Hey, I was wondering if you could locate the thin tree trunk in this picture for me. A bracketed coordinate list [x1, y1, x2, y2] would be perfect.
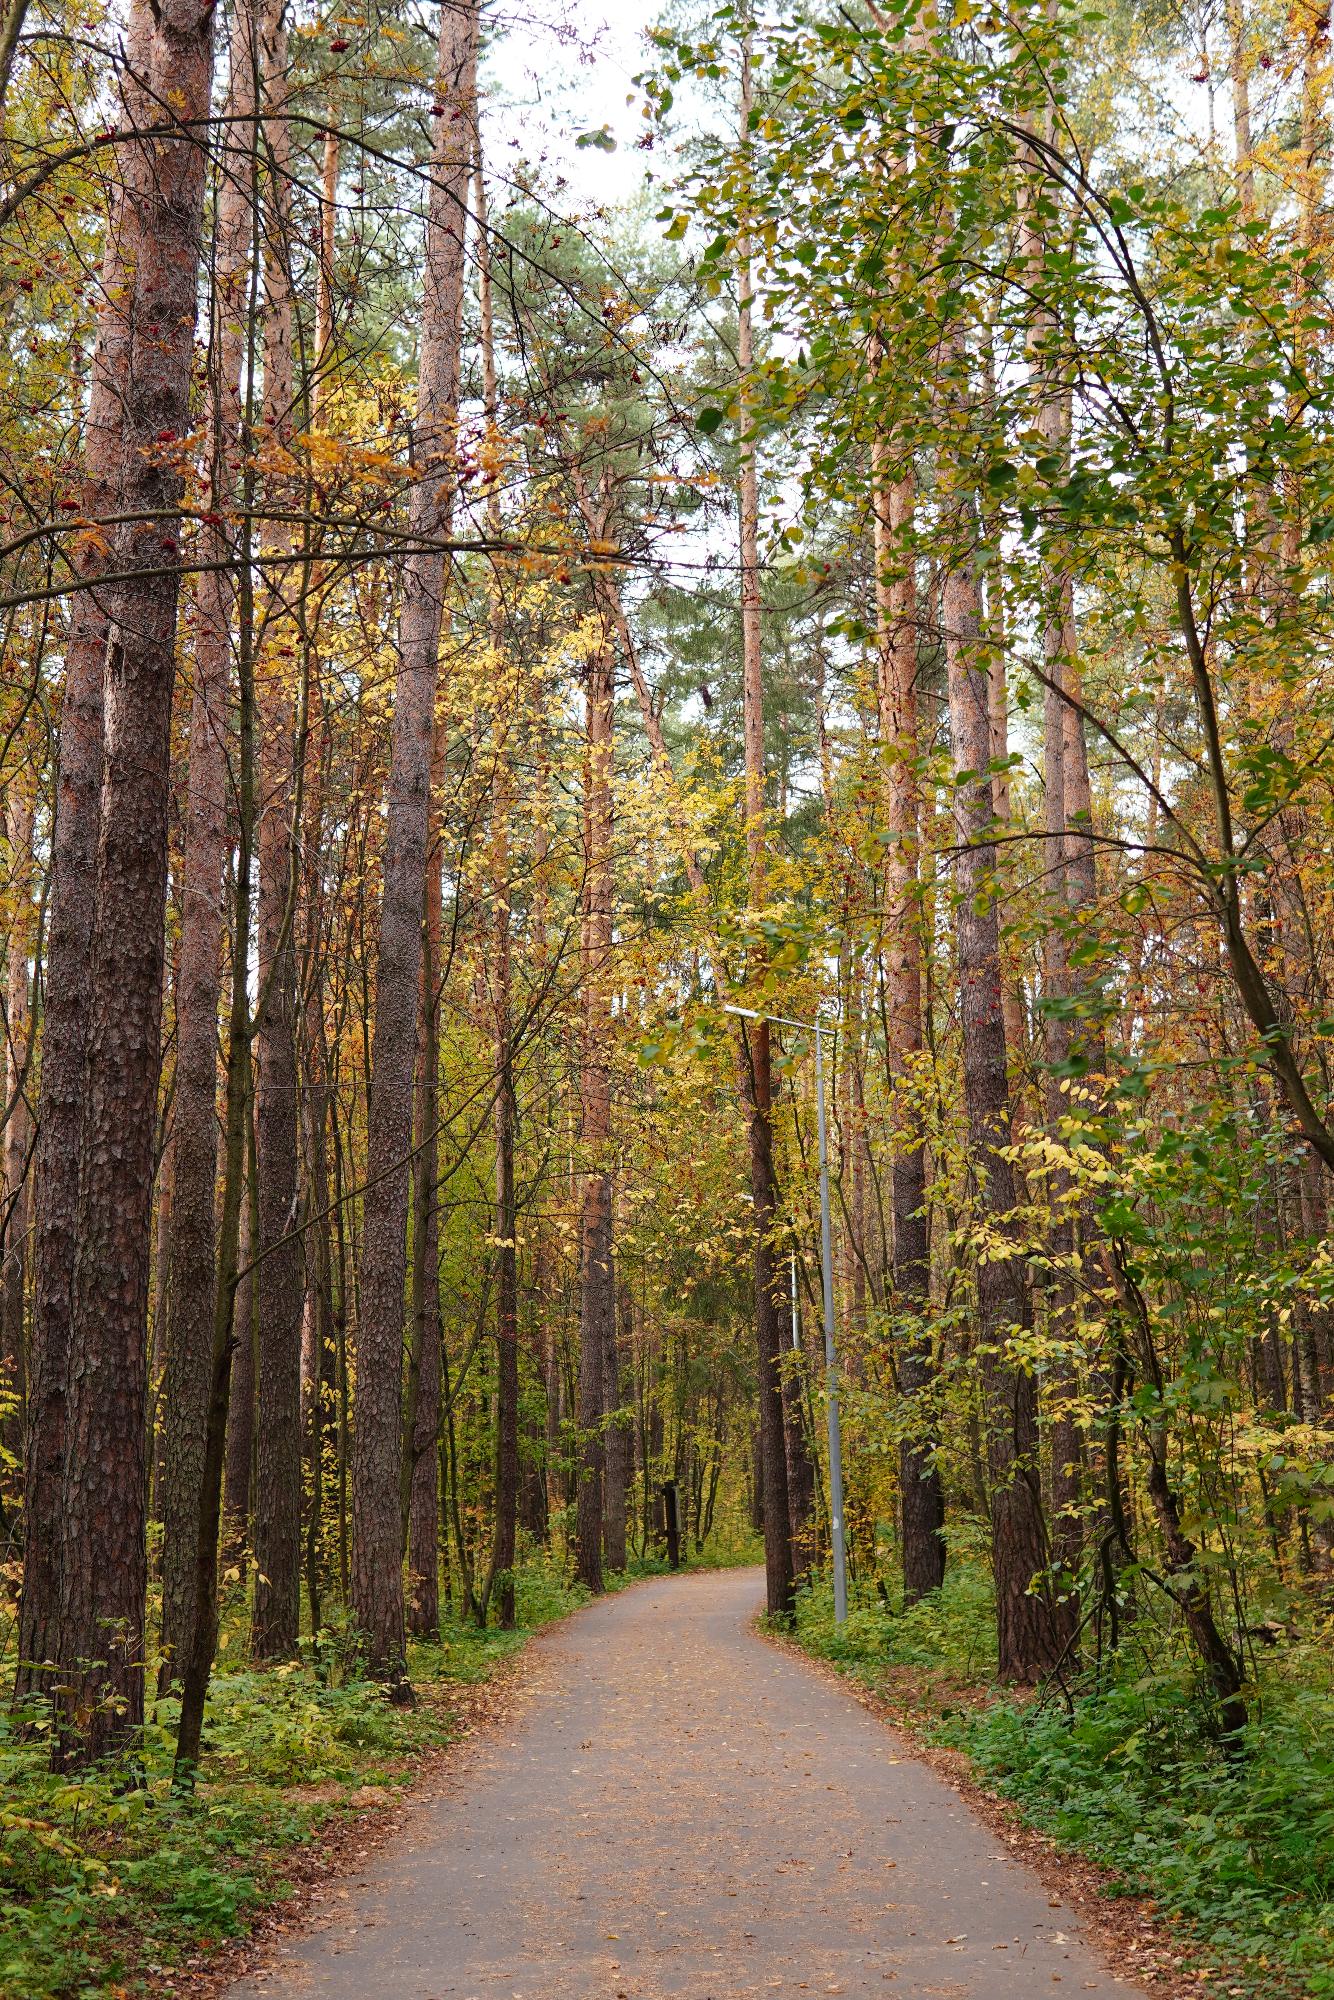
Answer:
[871, 408, 945, 1602]
[575, 630, 615, 1596]
[404, 716, 446, 1639]
[1022, 122, 1099, 1574]
[490, 1018, 520, 1618]
[351, 0, 476, 1684]
[2, 777, 34, 1458]
[174, 553, 259, 1778]
[603, 1269, 629, 1574]
[737, 28, 793, 1620]
[223, 1185, 256, 1539]
[475, 158, 518, 1625]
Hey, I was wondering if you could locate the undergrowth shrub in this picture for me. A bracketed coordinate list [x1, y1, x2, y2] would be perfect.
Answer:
[796, 1560, 1334, 1997]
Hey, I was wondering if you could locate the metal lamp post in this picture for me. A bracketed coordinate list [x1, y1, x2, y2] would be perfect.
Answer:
[725, 1004, 848, 1626]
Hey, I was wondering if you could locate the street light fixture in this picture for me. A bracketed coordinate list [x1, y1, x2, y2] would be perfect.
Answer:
[724, 1003, 848, 1626]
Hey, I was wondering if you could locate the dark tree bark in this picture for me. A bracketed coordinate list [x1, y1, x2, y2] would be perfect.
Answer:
[2, 778, 34, 1466]
[575, 634, 615, 1597]
[51, 0, 218, 1763]
[250, 0, 304, 1662]
[351, 0, 476, 1683]
[404, 716, 446, 1640]
[404, 1014, 443, 1637]
[157, 0, 256, 1683]
[780, 1267, 816, 1584]
[942, 530, 1073, 1682]
[603, 1274, 629, 1575]
[223, 1189, 256, 1539]
[475, 161, 518, 1627]
[173, 558, 258, 1778]
[735, 31, 794, 1621]
[871, 374, 945, 1604]
[13, 2, 148, 1704]
[490, 1031, 520, 1620]
[742, 1023, 795, 1620]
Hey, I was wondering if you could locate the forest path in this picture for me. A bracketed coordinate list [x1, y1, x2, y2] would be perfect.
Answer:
[227, 1566, 1145, 1999]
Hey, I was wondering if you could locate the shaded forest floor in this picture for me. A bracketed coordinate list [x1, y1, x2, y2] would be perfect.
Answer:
[790, 1556, 1334, 2000]
[0, 1550, 699, 1998]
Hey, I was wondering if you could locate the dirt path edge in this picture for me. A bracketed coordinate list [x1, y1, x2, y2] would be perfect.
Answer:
[760, 1622, 1245, 2000]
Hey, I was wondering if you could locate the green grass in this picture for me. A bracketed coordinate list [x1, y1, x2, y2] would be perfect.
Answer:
[0, 1538, 757, 1998]
[793, 1564, 1334, 1999]
[0, 1551, 594, 1999]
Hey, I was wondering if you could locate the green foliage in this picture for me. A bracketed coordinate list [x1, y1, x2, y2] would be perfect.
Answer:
[0, 1556, 594, 1998]
[796, 1569, 1334, 1999]
[952, 1663, 1334, 1998]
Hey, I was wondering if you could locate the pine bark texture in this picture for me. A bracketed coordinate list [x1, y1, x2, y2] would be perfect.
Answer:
[575, 636, 615, 1596]
[50, 0, 217, 1761]
[250, 0, 304, 1661]
[943, 541, 1070, 1681]
[351, 0, 476, 1680]
[602, 1268, 629, 1574]
[2, 778, 33, 1456]
[405, 715, 447, 1640]
[13, 3, 149, 1702]
[158, 4, 256, 1682]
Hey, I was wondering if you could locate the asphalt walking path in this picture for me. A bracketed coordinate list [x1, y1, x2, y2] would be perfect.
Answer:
[229, 1566, 1146, 1999]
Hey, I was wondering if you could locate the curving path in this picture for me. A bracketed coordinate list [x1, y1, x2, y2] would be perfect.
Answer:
[229, 1567, 1146, 1999]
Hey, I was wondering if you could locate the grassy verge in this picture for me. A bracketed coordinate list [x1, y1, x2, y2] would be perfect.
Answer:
[0, 1548, 696, 1998]
[792, 1563, 1334, 1999]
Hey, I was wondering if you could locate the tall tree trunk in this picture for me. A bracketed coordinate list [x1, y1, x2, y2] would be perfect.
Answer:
[173, 546, 259, 1778]
[942, 516, 1071, 1681]
[782, 1283, 816, 1583]
[13, 1, 149, 1705]
[603, 1263, 629, 1574]
[404, 715, 446, 1639]
[490, 1006, 520, 1618]
[737, 28, 794, 1620]
[2, 775, 34, 1458]
[1020, 99, 1101, 1576]
[351, 0, 476, 1684]
[475, 158, 519, 1625]
[158, 0, 257, 1684]
[575, 632, 615, 1596]
[871, 423, 945, 1603]
[250, 0, 304, 1662]
[49, 0, 217, 1764]
[223, 1186, 256, 1539]
[302, 1045, 334, 1637]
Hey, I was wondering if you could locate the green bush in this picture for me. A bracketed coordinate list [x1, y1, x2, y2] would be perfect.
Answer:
[796, 1563, 1334, 1999]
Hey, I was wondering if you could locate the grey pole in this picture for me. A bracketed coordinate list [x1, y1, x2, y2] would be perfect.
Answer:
[815, 1022, 848, 1626]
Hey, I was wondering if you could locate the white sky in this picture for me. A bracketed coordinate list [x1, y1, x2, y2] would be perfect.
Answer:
[482, 0, 663, 215]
